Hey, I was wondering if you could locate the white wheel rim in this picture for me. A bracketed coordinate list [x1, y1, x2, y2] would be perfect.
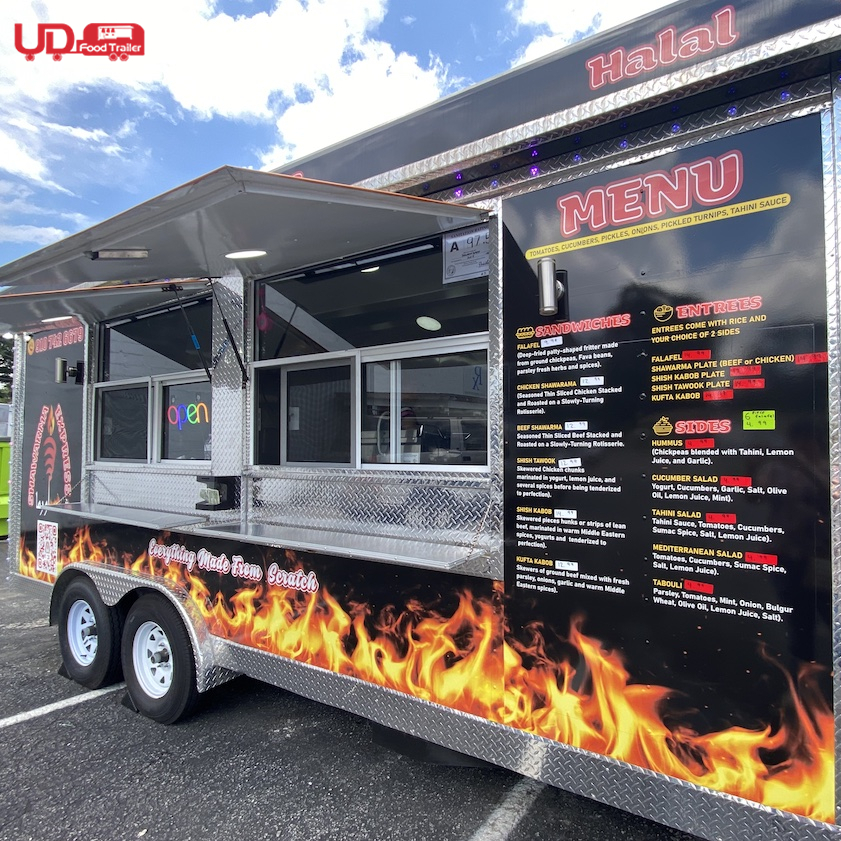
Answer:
[67, 599, 98, 666]
[133, 620, 173, 698]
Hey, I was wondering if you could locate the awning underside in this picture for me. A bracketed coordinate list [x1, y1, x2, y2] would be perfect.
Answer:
[0, 167, 485, 330]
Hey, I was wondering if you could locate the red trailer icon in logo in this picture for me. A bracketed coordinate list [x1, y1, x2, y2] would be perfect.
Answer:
[14, 22, 144, 61]
[80, 24, 145, 60]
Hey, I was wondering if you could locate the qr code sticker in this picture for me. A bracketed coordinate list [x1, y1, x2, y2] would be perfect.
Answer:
[36, 520, 59, 575]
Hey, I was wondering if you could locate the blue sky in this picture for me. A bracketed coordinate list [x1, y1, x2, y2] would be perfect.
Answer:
[0, 0, 676, 267]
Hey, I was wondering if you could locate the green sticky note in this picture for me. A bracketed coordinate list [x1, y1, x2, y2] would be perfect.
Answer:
[743, 410, 775, 430]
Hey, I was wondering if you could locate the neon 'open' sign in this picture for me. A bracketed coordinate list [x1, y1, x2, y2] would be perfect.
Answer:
[167, 401, 209, 430]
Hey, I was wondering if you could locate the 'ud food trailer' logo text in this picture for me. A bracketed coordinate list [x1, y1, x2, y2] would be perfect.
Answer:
[14, 23, 145, 61]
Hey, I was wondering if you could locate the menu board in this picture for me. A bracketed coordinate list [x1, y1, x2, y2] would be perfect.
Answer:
[502, 114, 833, 817]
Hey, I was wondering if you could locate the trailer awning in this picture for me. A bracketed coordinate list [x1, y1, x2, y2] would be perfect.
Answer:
[0, 167, 485, 330]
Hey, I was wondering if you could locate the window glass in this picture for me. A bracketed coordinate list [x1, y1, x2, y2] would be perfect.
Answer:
[257, 244, 488, 360]
[96, 387, 148, 460]
[362, 362, 391, 464]
[362, 350, 488, 466]
[104, 299, 212, 380]
[161, 380, 212, 460]
[285, 365, 352, 464]
[256, 368, 281, 465]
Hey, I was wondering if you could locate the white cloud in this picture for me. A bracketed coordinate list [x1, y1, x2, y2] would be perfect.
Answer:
[0, 0, 455, 253]
[0, 126, 51, 185]
[0, 0, 450, 179]
[507, 0, 679, 65]
[260, 43, 448, 168]
[0, 101, 126, 193]
[0, 179, 93, 250]
[0, 223, 70, 245]
[42, 122, 110, 143]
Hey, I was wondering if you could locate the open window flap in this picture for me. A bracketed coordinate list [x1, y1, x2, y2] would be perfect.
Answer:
[0, 167, 486, 330]
[0, 278, 211, 333]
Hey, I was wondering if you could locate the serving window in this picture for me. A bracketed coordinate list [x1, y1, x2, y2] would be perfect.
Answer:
[95, 299, 212, 463]
[254, 234, 489, 470]
[284, 362, 353, 465]
[95, 383, 149, 461]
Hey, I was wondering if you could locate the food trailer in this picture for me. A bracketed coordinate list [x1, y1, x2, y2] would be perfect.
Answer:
[2, 1, 840, 838]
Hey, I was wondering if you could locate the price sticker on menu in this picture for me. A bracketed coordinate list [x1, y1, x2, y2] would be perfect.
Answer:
[743, 410, 776, 430]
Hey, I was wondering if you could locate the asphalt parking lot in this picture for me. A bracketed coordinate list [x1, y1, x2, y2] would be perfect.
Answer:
[0, 556, 697, 841]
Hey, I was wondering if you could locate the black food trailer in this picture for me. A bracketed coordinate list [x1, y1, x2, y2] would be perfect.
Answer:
[2, 2, 840, 838]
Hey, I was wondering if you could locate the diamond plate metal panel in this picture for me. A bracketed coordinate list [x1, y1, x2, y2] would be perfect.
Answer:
[88, 468, 213, 519]
[826, 82, 841, 825]
[249, 471, 501, 577]
[222, 640, 840, 841]
[486, 199, 505, 562]
[79, 320, 94, 507]
[431, 77, 830, 204]
[358, 19, 841, 194]
[210, 273, 246, 478]
[7, 333, 25, 573]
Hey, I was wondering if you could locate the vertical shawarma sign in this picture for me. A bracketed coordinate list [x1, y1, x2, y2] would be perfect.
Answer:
[20, 327, 85, 578]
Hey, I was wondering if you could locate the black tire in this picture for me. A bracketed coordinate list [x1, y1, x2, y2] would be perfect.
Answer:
[121, 594, 198, 724]
[57, 577, 124, 689]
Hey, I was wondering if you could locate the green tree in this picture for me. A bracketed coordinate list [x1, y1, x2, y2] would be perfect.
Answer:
[0, 339, 12, 402]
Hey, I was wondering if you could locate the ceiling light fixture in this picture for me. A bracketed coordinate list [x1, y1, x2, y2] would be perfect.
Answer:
[87, 249, 149, 260]
[42, 315, 72, 323]
[225, 249, 267, 260]
[357, 243, 434, 264]
[416, 316, 442, 331]
[360, 266, 380, 273]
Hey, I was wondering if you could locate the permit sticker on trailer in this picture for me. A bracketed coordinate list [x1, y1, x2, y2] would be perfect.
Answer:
[443, 224, 489, 283]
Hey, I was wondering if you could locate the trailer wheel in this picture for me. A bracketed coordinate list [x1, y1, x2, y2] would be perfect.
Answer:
[122, 594, 198, 724]
[57, 577, 123, 689]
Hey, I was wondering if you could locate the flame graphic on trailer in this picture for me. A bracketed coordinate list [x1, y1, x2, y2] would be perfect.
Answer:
[20, 522, 834, 822]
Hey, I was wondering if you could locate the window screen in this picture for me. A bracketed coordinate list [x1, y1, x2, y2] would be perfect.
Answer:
[285, 365, 352, 464]
[96, 386, 148, 460]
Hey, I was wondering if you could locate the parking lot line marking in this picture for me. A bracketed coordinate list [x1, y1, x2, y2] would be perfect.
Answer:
[0, 683, 125, 729]
[467, 776, 544, 841]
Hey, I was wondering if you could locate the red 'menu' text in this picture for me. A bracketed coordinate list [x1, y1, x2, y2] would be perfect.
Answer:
[557, 150, 743, 238]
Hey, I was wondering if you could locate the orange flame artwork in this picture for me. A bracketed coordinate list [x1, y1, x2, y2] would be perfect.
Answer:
[21, 524, 836, 823]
